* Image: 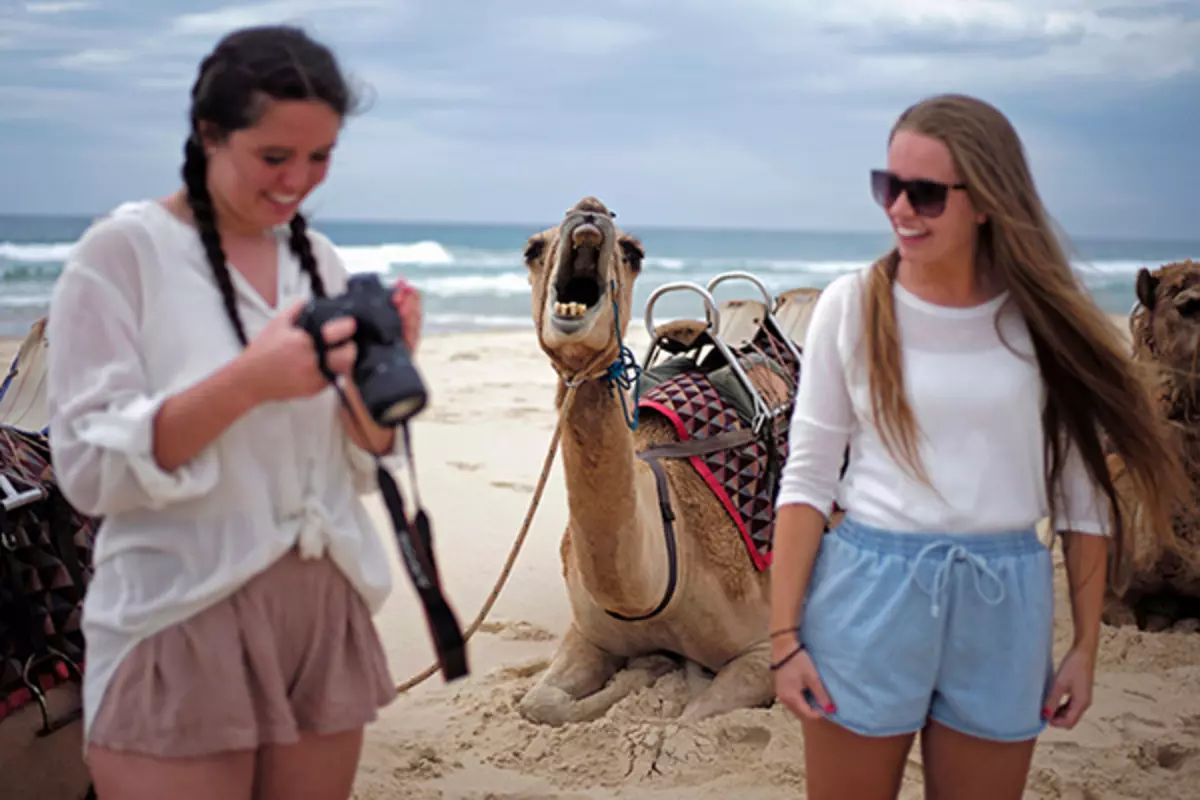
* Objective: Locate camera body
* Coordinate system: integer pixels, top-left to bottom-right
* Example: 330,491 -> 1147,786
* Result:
296,273 -> 428,426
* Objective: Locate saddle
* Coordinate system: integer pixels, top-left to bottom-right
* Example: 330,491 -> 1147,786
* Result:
633,273 -> 820,572
0,425 -> 95,737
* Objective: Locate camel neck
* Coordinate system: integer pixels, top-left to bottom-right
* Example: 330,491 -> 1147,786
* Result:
559,379 -> 667,615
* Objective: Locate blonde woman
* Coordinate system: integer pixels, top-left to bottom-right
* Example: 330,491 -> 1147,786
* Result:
768,93 -> 1183,799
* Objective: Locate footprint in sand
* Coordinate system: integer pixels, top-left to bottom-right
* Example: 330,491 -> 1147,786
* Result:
449,351 -> 481,362
448,461 -> 484,472
491,480 -> 536,493
508,406 -> 548,419
1152,742 -> 1197,771
1115,711 -> 1168,731
1136,740 -> 1198,771
479,620 -> 557,642
390,744 -> 461,780
496,657 -> 552,680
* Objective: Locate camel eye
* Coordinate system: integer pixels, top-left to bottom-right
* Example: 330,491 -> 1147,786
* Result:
618,237 -> 644,273
524,238 -> 545,263
1178,297 -> 1200,317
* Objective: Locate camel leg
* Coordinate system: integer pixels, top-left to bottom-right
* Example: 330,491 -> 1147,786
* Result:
518,625 -> 674,726
678,644 -> 774,722
1102,587 -> 1139,628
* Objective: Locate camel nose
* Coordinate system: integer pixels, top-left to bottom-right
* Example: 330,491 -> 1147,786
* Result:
572,223 -> 604,247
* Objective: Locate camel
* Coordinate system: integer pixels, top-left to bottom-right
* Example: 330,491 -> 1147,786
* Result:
517,196 -> 814,726
1103,260 -> 1200,631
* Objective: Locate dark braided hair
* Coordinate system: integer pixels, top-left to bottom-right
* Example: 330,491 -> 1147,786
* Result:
182,25 -> 357,345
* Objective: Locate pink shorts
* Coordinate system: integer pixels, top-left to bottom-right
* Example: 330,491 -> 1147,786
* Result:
87,548 -> 395,758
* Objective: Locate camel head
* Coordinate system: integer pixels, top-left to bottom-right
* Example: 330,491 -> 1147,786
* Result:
1134,260 -> 1200,374
523,196 -> 645,375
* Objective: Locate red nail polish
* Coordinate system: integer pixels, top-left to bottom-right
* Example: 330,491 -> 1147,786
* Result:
824,703 -> 836,714
1041,708 -> 1051,719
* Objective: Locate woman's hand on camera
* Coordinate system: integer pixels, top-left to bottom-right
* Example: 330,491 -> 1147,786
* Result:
238,299 -> 358,403
392,278 -> 422,354
771,633 -> 836,722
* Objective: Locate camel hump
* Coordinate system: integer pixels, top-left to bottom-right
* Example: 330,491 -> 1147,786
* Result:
640,273 -> 822,436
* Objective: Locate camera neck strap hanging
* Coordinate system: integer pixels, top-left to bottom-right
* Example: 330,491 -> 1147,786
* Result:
373,423 -> 468,682
312,334 -> 468,683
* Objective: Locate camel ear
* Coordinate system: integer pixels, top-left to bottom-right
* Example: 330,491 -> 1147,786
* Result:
1136,267 -> 1158,310
619,235 -> 644,274
523,234 -> 546,268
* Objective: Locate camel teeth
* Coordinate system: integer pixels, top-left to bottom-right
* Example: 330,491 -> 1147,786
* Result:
554,301 -> 587,318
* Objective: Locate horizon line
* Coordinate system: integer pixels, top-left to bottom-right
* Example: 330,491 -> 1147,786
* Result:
0,209 -> 1196,246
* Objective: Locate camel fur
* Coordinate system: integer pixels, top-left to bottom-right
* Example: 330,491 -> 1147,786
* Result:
1103,260 -> 1200,631
517,196 -> 799,725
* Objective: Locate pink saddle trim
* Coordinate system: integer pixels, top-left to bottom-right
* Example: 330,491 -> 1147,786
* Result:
637,397 -> 772,571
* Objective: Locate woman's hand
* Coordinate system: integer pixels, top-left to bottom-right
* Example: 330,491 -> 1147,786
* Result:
392,278 -> 422,354
772,633 -> 837,722
1046,531 -> 1104,730
237,299 -> 358,404
1043,644 -> 1096,729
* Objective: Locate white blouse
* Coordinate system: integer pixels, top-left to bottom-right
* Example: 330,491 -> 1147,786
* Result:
775,268 -> 1111,536
46,199 -> 403,742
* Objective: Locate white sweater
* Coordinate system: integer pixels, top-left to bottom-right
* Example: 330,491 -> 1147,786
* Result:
775,268 -> 1110,536
46,200 -> 404,743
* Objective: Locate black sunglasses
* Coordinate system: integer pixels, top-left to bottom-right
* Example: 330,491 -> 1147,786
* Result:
871,169 -> 967,218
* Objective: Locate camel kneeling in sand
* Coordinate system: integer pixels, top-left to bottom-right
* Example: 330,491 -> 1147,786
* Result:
515,196 -> 817,726
1104,260 -> 1200,632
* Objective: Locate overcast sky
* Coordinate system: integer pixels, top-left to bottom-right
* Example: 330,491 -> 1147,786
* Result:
1,0 -> 1197,239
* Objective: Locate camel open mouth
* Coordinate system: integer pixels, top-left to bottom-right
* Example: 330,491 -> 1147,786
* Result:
550,221 -> 608,332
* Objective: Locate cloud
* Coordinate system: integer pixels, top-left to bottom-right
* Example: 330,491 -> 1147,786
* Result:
51,47 -> 135,69
0,84 -> 96,121
685,0 -> 1199,87
1097,1 -> 1200,23
24,1 -> 94,12
0,1 -> 1196,238
170,0 -> 405,37
508,15 -> 658,57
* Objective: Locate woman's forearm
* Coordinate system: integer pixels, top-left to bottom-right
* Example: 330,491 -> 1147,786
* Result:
1061,531 -> 1108,654
152,358 -> 261,472
769,503 -> 828,650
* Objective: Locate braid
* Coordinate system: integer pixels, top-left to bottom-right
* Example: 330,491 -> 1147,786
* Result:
182,136 -> 249,347
288,213 -> 327,299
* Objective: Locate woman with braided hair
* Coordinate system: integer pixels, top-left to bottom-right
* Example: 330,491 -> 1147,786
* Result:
45,25 -> 420,799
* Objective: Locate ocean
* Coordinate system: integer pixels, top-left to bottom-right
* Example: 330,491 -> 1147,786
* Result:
1,212 -> 1198,340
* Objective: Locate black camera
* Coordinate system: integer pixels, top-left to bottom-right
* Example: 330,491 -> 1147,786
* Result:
296,273 -> 428,425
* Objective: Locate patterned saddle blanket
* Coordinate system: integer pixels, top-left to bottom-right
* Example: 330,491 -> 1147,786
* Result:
636,326 -> 799,571
0,425 -> 98,720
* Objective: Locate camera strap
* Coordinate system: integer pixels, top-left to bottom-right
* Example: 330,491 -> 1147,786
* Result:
319,362 -> 468,684
372,424 -> 469,683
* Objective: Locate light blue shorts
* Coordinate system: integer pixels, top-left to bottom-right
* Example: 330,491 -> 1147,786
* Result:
797,516 -> 1055,742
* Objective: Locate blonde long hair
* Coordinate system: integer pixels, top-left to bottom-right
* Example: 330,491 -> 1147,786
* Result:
864,93 -> 1185,579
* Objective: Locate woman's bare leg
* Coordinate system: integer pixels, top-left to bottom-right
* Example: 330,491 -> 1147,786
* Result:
802,716 -> 916,800
920,720 -> 1038,800
254,727 -> 365,800
87,745 -> 256,800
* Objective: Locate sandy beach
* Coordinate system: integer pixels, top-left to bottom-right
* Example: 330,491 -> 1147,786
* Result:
4,312 -> 1200,799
